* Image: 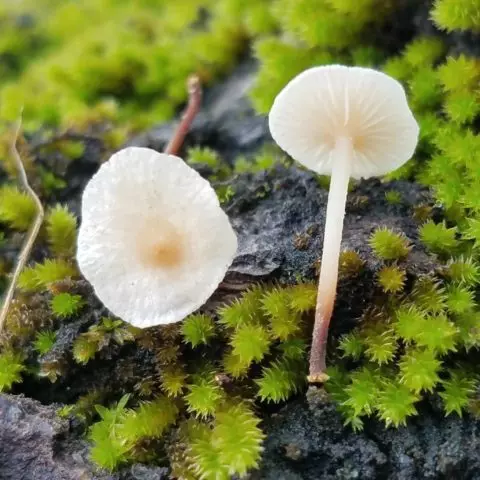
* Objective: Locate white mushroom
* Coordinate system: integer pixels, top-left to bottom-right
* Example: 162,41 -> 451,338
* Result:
269,65 -> 419,382
77,147 -> 237,328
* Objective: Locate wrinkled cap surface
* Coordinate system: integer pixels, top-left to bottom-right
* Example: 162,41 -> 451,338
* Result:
269,65 -> 419,179
77,147 -> 237,328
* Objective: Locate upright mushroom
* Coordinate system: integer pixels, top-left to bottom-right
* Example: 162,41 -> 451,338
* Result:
269,65 -> 419,382
77,147 -> 237,328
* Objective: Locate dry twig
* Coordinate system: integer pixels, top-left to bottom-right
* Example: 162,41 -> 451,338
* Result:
164,75 -> 202,156
0,117 -> 45,332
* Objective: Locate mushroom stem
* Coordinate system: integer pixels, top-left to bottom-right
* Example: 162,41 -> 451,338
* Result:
309,136 -> 353,383
164,75 -> 202,156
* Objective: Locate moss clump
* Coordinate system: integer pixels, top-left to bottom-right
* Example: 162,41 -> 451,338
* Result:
431,0 -> 480,32
444,256 -> 480,286
181,314 -> 216,348
187,401 -> 264,480
185,371 -> 225,418
330,258 -> 478,429
18,259 -> 77,292
45,205 -> 77,257
256,358 -> 305,403
0,350 -> 25,392
337,250 -> 365,277
0,0 -> 275,133
369,227 -> 411,261
0,185 -> 36,231
439,370 -> 478,416
419,220 -> 459,255
51,292 -> 84,318
72,318 -> 136,365
86,283 -> 311,475
33,330 -> 56,355
377,266 -> 406,293
89,394 -> 178,470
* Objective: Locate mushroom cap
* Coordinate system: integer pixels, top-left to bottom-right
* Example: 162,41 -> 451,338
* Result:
77,147 -> 237,328
269,65 -> 419,179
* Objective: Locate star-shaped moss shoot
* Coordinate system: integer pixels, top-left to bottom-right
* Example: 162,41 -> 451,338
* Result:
269,65 -> 419,382
77,147 -> 237,328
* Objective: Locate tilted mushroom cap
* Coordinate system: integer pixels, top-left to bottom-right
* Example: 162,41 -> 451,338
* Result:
269,65 -> 419,179
77,147 -> 237,328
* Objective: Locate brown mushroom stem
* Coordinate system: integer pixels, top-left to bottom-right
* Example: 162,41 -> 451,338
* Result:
164,75 -> 202,156
308,136 -> 353,383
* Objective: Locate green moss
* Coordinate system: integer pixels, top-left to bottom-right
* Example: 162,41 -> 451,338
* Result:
440,370 -> 478,416
431,0 -> 480,32
399,348 -> 441,394
45,205 -> 77,257
446,284 -> 476,314
33,330 -> 56,355
161,366 -> 188,397
384,190 -> 402,205
376,380 -> 419,428
419,220 -> 459,255
339,250 -> 365,276
403,36 -> 446,69
412,277 -> 448,314
343,366 -> 380,416
362,324 -> 397,365
262,288 -> 301,340
444,90 -> 480,124
185,373 -> 224,418
256,358 -> 305,403
287,283 -> 317,313
377,266 -> 406,293
437,55 -> 480,93
409,67 -> 443,111
369,227 -> 411,260
0,0 -> 267,132
51,292 -> 84,318
0,185 -> 36,231
181,314 -> 216,347
189,401 -> 264,479
72,317 -> 136,365
218,286 -> 265,329
338,331 -> 364,360
230,323 -> 271,366
18,259 -> 77,292
0,350 -> 25,392
445,256 -> 480,286
120,396 -> 179,442
187,147 -> 222,169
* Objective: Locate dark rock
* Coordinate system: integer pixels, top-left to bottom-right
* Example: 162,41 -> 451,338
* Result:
255,387 -> 480,480
0,394 -> 170,480
0,394 -> 99,480
254,388 -> 387,480
127,60 -> 269,163
119,465 -> 169,480
227,166 -> 434,285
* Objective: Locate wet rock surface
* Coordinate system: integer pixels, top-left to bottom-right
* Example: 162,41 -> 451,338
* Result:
0,393 -> 170,480
256,388 -> 480,480
0,394 -> 97,480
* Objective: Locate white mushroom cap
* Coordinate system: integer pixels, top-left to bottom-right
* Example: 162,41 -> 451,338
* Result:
77,147 -> 237,328
269,65 -> 419,179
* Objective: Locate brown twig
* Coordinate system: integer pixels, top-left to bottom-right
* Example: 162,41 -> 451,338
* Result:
0,116 -> 45,332
164,75 -> 202,156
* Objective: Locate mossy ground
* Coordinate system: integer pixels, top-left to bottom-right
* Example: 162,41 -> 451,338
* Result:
0,0 -> 479,478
